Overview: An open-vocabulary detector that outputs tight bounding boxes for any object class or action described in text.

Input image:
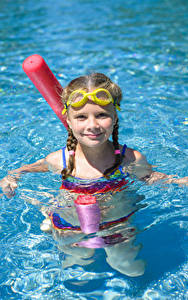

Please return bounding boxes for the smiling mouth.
[84,133,103,138]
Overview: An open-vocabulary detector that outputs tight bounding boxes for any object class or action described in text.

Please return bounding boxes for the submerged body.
[44,145,146,276]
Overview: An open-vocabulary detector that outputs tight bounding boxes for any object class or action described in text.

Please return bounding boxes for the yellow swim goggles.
[62,88,120,114]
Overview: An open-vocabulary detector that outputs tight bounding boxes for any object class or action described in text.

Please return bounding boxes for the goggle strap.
[115,104,121,111]
[62,103,68,114]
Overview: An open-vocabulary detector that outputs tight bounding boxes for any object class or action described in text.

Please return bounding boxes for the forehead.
[68,100,115,115]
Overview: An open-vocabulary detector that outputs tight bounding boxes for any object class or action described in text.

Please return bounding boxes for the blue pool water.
[0,0,188,298]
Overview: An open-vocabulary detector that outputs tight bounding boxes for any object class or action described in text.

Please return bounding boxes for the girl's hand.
[146,173,188,187]
[0,175,18,198]
[174,176,188,187]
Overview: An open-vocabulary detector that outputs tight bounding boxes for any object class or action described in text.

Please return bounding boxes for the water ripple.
[0,0,188,298]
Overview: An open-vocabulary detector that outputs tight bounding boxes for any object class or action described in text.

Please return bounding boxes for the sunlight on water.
[0,0,188,299]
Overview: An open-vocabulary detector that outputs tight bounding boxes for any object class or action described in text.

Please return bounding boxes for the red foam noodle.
[22,54,68,129]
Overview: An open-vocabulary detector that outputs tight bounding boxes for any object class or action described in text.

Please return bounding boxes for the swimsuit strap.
[62,147,66,169]
[62,144,127,170]
[118,144,127,174]
[121,144,127,156]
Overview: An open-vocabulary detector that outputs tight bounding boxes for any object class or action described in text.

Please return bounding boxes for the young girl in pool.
[0,73,187,276]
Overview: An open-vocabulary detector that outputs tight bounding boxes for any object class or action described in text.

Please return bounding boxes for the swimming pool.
[0,0,188,298]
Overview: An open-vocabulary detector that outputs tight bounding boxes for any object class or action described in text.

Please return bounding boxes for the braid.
[61,127,78,179]
[104,118,122,176]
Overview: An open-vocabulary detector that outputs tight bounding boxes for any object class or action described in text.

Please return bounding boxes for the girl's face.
[67,100,117,148]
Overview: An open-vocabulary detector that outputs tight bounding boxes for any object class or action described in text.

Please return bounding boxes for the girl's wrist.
[7,172,20,181]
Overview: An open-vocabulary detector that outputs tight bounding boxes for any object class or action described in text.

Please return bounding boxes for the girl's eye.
[97,113,109,118]
[75,115,86,120]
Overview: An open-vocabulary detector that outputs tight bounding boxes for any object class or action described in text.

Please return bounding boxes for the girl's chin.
[78,138,107,148]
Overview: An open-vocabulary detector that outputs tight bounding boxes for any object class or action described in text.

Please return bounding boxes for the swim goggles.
[62,88,120,114]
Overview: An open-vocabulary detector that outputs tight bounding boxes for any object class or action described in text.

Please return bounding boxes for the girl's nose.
[87,116,99,129]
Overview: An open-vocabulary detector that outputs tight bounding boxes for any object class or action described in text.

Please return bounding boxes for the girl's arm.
[0,149,63,198]
[9,158,49,176]
[126,148,188,186]
[0,158,49,198]
[145,172,188,186]
[0,150,63,198]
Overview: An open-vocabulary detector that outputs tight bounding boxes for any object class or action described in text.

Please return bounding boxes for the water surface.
[0,0,188,299]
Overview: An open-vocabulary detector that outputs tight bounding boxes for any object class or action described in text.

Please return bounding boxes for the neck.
[71,141,118,178]
[76,141,114,165]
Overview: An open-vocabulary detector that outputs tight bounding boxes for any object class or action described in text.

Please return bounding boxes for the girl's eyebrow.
[74,113,87,117]
[72,110,87,115]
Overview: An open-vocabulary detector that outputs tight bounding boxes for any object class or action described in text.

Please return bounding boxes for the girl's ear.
[66,116,72,129]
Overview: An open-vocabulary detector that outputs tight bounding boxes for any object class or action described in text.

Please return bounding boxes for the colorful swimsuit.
[49,145,136,237]
[60,144,133,196]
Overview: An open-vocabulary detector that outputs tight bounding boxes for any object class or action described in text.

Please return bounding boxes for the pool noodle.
[74,195,105,248]
[74,195,101,234]
[22,54,68,129]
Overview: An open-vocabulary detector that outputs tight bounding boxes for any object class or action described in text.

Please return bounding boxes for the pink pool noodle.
[74,195,105,248]
[22,54,68,129]
[74,195,101,234]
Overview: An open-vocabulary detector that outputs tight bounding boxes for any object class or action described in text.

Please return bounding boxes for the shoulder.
[46,149,62,163]
[45,149,63,174]
[122,146,152,179]
[122,146,146,163]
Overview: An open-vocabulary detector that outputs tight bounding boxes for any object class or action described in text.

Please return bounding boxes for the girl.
[0,73,187,276]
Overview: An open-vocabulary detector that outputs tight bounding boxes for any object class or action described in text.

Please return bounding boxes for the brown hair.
[61,73,123,179]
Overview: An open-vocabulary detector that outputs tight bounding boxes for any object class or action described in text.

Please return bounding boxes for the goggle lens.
[69,91,84,104]
[95,90,111,101]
